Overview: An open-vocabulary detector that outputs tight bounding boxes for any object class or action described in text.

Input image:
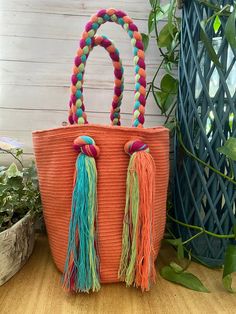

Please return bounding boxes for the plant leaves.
[160,74,179,93]
[155,90,175,114]
[222,244,236,293]
[149,0,159,9]
[164,119,177,131]
[213,15,221,34]
[200,22,221,68]
[141,33,149,51]
[217,137,236,161]
[168,0,176,37]
[148,11,155,34]
[160,266,209,292]
[225,8,236,49]
[170,262,184,273]
[5,163,23,178]
[157,24,176,48]
[155,4,171,22]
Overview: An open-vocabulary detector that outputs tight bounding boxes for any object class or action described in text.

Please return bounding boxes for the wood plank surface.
[0,0,171,162]
[0,235,235,314]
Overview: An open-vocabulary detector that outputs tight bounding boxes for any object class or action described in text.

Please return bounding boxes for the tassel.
[62,135,100,293]
[118,140,156,291]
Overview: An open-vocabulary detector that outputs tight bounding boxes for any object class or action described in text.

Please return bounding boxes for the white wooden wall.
[0,0,167,163]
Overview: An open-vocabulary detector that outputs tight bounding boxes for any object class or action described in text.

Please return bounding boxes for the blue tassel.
[62,136,100,293]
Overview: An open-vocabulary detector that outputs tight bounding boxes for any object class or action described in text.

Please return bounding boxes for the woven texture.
[68,8,147,127]
[33,125,169,282]
[32,8,170,283]
[173,0,236,266]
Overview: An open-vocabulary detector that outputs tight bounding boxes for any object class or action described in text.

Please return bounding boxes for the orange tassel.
[119,140,156,291]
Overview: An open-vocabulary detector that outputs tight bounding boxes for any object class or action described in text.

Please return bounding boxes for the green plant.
[0,139,42,232]
[143,0,236,293]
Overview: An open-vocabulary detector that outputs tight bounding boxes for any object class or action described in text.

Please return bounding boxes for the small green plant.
[0,138,42,232]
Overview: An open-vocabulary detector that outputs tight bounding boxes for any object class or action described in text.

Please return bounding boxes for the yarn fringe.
[62,153,100,293]
[118,151,156,291]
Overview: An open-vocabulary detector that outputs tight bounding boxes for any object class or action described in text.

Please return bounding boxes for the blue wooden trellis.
[173,0,236,267]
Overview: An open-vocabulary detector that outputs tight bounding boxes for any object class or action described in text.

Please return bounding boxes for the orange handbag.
[33,9,169,293]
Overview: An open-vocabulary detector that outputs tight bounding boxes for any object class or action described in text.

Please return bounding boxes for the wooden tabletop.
[0,235,235,314]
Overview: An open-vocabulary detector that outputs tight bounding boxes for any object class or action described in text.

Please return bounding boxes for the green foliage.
[217,137,236,161]
[145,0,236,293]
[222,244,236,293]
[225,7,236,49]
[200,21,221,68]
[145,0,180,130]
[141,33,149,51]
[160,264,209,292]
[0,148,42,232]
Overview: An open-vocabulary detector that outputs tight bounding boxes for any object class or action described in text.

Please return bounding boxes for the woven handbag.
[33,8,169,293]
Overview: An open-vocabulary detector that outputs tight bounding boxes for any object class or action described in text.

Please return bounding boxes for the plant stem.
[182,230,204,245]
[153,7,166,57]
[197,0,231,16]
[167,214,235,239]
[146,59,164,102]
[0,149,23,168]
[177,127,236,185]
[164,101,177,124]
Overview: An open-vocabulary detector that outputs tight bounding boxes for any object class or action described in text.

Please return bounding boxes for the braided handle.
[69,8,146,128]
[69,35,124,125]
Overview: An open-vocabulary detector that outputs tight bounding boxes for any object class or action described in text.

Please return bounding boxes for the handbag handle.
[69,8,146,128]
[69,35,124,126]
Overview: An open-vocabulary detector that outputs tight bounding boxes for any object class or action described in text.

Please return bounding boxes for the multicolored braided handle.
[69,8,146,128]
[69,35,124,126]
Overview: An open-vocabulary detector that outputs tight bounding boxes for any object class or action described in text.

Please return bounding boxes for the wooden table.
[0,235,235,314]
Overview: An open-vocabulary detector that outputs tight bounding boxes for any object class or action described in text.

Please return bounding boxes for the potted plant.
[0,137,42,285]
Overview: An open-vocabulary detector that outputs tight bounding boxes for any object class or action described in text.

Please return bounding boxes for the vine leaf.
[217,137,236,161]
[200,21,221,68]
[148,11,155,34]
[160,265,209,292]
[157,24,177,48]
[161,74,178,93]
[141,33,149,51]
[222,244,236,293]
[225,7,236,49]
[149,0,160,9]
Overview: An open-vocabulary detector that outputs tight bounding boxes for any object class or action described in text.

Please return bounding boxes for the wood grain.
[0,0,171,162]
[0,235,235,314]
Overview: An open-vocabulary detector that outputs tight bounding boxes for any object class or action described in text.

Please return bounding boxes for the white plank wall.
[0,0,169,163]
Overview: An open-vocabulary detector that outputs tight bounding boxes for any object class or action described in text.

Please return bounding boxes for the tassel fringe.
[62,136,100,293]
[119,142,156,291]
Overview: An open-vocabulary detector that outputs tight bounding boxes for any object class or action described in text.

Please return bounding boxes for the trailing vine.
[143,0,236,293]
